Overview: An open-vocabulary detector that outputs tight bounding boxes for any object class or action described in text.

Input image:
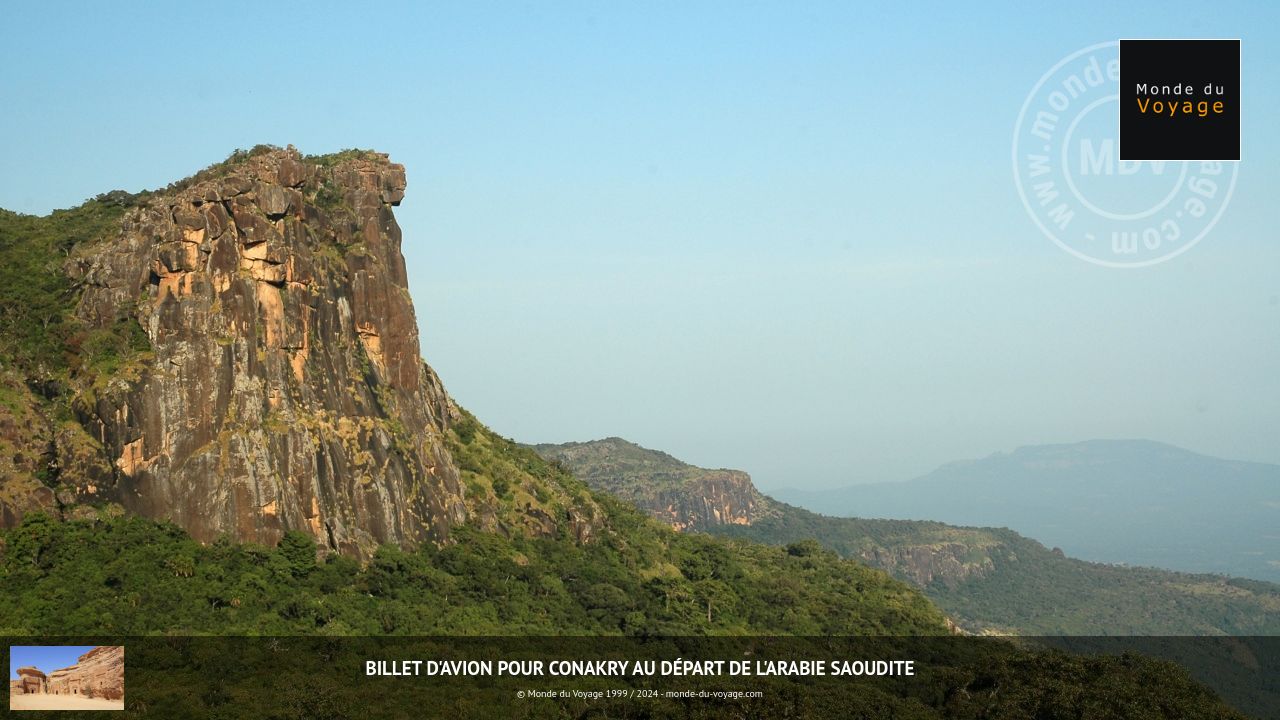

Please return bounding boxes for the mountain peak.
[2,147,449,558]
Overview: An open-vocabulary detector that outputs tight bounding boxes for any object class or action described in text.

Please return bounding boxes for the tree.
[277,531,317,577]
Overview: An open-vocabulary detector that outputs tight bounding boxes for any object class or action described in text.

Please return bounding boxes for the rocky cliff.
[855,541,996,589]
[13,667,47,695]
[46,646,124,700]
[534,438,771,530]
[0,146,605,558]
[61,148,466,557]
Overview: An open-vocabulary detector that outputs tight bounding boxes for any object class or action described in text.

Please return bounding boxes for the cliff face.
[13,667,47,694]
[533,438,771,530]
[646,468,764,531]
[46,646,124,700]
[856,542,996,589]
[11,147,472,557]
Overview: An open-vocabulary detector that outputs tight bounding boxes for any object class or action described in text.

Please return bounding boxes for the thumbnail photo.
[9,646,124,711]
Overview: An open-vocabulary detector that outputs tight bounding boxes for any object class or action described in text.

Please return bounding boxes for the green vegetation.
[447,409,602,535]
[0,512,1255,718]
[0,157,1262,717]
[0,195,141,382]
[0,507,948,636]
[162,144,279,195]
[533,436,750,496]
[0,409,948,637]
[303,147,381,168]
[0,194,153,509]
[711,505,1280,635]
[926,529,1280,635]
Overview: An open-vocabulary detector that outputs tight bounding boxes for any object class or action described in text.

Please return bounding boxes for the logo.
[1119,39,1240,161]
[1013,42,1237,267]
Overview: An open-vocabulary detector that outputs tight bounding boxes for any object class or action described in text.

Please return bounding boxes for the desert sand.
[10,694,124,711]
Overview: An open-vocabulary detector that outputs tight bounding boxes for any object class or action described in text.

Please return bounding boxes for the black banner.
[6,636,1278,719]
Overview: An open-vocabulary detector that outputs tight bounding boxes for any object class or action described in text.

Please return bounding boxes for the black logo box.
[1119,39,1240,161]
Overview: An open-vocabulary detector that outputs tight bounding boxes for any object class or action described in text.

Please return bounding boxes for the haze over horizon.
[2,2,1277,491]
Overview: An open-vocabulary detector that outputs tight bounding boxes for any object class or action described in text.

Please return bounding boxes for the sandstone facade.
[13,667,47,695]
[11,647,123,700]
[47,646,124,699]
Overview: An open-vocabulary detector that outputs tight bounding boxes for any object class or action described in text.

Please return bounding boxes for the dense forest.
[0,501,947,637]
[0,497,1257,719]
[0,358,943,637]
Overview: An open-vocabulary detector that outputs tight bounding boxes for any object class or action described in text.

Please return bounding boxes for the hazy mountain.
[776,440,1280,583]
[538,437,1280,636]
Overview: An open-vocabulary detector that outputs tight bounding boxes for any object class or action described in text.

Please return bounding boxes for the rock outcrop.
[534,438,772,530]
[13,667,47,695]
[58,147,467,557]
[0,146,610,558]
[644,468,765,531]
[857,542,996,589]
[0,147,479,558]
[46,646,124,700]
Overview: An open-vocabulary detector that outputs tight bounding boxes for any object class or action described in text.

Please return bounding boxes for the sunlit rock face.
[46,646,124,699]
[534,438,773,531]
[65,147,466,558]
[14,667,47,694]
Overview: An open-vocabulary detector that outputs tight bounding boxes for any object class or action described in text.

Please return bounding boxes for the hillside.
[778,440,1280,583]
[536,438,1280,635]
[0,146,600,558]
[0,147,951,639]
[0,422,1260,716]
[0,147,1264,718]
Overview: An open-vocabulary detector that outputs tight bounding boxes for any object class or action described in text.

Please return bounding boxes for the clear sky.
[1,2,1276,490]
[10,646,97,679]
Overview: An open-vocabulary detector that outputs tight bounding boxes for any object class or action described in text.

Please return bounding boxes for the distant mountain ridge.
[776,439,1280,583]
[531,438,774,530]
[535,438,1280,636]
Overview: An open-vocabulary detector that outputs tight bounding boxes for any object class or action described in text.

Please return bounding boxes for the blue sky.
[2,2,1276,489]
[10,646,97,679]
